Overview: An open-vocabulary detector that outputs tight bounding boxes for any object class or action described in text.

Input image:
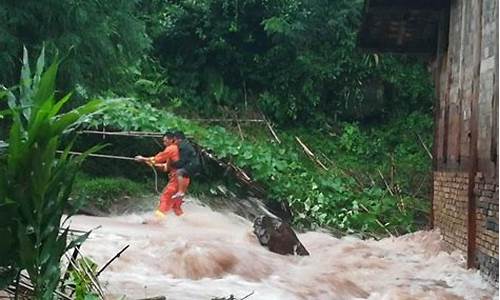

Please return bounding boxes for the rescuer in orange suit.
[135,131,183,220]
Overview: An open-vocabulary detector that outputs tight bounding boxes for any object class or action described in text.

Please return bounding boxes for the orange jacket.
[152,144,179,176]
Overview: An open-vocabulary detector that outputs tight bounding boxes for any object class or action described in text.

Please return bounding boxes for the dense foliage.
[140,0,433,124]
[1,0,433,125]
[0,0,150,94]
[1,0,434,239]
[0,0,437,297]
[0,50,102,298]
[86,99,431,235]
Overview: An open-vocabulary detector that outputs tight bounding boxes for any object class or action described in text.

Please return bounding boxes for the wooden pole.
[96,245,130,277]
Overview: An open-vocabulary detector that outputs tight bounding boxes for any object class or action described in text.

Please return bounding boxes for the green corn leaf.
[16,223,36,273]
[33,59,59,109]
[50,99,102,135]
[20,47,32,100]
[33,46,46,88]
[49,92,73,118]
[6,89,17,110]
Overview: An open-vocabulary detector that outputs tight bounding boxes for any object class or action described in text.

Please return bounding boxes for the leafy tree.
[145,0,433,125]
[0,49,102,299]
[0,0,150,94]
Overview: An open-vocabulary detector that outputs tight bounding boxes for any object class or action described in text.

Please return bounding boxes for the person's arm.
[135,147,169,167]
[134,155,154,166]
[156,146,178,172]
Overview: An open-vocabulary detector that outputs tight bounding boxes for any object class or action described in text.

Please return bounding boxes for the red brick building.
[359,0,498,282]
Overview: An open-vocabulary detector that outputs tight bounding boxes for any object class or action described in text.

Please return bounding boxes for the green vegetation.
[71,174,150,211]
[0,49,102,298]
[86,100,431,235]
[67,257,100,300]
[0,0,434,235]
[140,0,432,125]
[0,0,150,94]
[1,0,432,125]
[0,0,436,295]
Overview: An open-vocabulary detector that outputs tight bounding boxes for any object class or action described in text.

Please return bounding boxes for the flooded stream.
[67,198,498,300]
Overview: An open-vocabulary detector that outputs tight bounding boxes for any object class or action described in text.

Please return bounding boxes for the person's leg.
[172,177,190,216]
[173,169,190,199]
[156,176,178,217]
[177,175,190,194]
[172,199,183,216]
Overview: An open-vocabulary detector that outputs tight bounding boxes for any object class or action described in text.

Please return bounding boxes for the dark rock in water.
[264,199,293,223]
[253,215,309,256]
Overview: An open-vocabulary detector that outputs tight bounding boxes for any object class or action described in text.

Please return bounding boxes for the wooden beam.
[367,0,449,11]
[467,0,483,269]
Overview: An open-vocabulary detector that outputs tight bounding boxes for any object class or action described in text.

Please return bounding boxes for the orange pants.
[158,176,190,216]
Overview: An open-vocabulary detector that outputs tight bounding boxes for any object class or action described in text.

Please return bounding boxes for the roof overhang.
[358,0,450,54]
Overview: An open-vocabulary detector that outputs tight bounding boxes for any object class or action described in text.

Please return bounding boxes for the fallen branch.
[240,291,255,300]
[232,113,245,140]
[197,147,266,197]
[64,253,104,299]
[73,248,105,299]
[187,118,265,123]
[6,273,73,300]
[264,118,281,144]
[60,245,81,294]
[377,169,395,197]
[377,169,405,212]
[79,130,162,137]
[96,245,130,277]
[295,137,328,171]
[358,203,394,237]
[416,133,433,160]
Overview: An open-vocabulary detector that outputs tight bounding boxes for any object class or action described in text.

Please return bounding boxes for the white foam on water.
[67,199,498,300]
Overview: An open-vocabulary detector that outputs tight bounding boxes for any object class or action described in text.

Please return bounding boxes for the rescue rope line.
[149,164,160,194]
[57,151,161,194]
[57,150,136,161]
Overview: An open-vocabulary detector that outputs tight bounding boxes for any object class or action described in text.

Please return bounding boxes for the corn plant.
[0,48,103,299]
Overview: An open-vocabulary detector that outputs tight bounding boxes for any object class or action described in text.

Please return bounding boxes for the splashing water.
[67,198,498,300]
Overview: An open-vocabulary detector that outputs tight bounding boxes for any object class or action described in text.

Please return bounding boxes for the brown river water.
[67,198,498,300]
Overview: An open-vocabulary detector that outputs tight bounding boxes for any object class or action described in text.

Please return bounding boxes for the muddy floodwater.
[67,199,498,300]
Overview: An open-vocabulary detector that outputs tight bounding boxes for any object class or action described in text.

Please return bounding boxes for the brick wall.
[433,172,469,253]
[433,0,498,282]
[475,174,499,282]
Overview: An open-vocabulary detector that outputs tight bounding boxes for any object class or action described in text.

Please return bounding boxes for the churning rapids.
[67,198,498,300]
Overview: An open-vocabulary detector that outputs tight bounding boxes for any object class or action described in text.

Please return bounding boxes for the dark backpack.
[175,140,201,176]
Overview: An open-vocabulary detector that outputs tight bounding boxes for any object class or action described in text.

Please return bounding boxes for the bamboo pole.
[416,133,433,159]
[96,245,130,277]
[72,248,105,299]
[377,169,395,196]
[295,137,328,171]
[264,119,281,144]
[78,130,162,137]
[358,203,394,237]
[187,118,265,123]
[240,291,255,300]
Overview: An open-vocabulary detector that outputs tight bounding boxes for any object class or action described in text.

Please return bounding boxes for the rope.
[149,164,160,194]
[57,151,136,161]
[58,151,161,194]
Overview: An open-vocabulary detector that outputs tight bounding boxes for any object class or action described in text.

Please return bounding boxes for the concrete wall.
[433,0,498,282]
